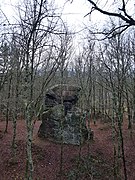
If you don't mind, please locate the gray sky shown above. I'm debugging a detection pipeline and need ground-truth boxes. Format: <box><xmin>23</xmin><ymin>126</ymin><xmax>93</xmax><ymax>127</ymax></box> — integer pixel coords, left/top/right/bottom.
<box><xmin>1</xmin><ymin>0</ymin><xmax>134</xmax><ymax>27</ymax></box>
<box><xmin>55</xmin><ymin>0</ymin><xmax>108</xmax><ymax>32</ymax></box>
<box><xmin>1</xmin><ymin>0</ymin><xmax>134</xmax><ymax>53</ymax></box>
<box><xmin>1</xmin><ymin>0</ymin><xmax>106</xmax><ymax>29</ymax></box>
<box><xmin>0</xmin><ymin>0</ymin><xmax>120</xmax><ymax>53</ymax></box>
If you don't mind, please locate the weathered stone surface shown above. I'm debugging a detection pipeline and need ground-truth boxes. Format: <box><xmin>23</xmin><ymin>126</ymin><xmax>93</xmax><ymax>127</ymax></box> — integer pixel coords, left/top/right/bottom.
<box><xmin>45</xmin><ymin>84</ymin><xmax>81</xmax><ymax>110</ymax></box>
<box><xmin>38</xmin><ymin>84</ymin><xmax>88</xmax><ymax>145</ymax></box>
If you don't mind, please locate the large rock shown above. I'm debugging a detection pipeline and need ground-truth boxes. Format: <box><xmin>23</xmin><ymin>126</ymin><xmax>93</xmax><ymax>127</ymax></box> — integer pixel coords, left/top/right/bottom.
<box><xmin>38</xmin><ymin>84</ymin><xmax>88</xmax><ymax>145</ymax></box>
<box><xmin>45</xmin><ymin>84</ymin><xmax>81</xmax><ymax>113</ymax></box>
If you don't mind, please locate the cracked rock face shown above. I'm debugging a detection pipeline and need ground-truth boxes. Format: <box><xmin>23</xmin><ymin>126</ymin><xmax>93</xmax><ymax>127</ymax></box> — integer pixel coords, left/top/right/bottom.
<box><xmin>38</xmin><ymin>84</ymin><xmax>88</xmax><ymax>145</ymax></box>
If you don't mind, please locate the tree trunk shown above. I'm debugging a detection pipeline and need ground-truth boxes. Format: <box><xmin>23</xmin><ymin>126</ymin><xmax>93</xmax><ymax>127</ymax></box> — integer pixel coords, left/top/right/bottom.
<box><xmin>5</xmin><ymin>74</ymin><xmax>12</xmax><ymax>133</ymax></box>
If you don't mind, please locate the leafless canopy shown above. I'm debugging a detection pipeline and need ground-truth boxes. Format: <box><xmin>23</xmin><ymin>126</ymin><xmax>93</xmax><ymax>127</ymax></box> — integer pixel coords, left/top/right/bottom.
<box><xmin>87</xmin><ymin>0</ymin><xmax>135</xmax><ymax>37</ymax></box>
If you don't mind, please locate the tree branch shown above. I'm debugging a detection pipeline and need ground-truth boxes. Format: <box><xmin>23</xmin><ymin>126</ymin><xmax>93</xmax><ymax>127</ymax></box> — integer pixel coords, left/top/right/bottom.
<box><xmin>87</xmin><ymin>0</ymin><xmax>135</xmax><ymax>26</ymax></box>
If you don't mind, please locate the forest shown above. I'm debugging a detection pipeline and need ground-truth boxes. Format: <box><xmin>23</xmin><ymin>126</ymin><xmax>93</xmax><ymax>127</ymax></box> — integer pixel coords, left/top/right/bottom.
<box><xmin>0</xmin><ymin>0</ymin><xmax>135</xmax><ymax>179</ymax></box>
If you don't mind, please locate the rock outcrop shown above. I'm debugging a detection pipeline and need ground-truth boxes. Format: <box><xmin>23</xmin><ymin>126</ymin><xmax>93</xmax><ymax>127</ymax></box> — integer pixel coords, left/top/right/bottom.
<box><xmin>38</xmin><ymin>84</ymin><xmax>88</xmax><ymax>145</ymax></box>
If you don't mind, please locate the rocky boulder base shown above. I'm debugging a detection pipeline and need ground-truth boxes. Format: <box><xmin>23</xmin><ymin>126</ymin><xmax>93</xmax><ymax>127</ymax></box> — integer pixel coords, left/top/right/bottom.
<box><xmin>38</xmin><ymin>84</ymin><xmax>88</xmax><ymax>145</ymax></box>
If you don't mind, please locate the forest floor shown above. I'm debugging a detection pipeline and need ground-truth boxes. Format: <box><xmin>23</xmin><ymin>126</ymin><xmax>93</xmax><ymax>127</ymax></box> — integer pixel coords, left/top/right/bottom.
<box><xmin>0</xmin><ymin>116</ymin><xmax>135</xmax><ymax>180</ymax></box>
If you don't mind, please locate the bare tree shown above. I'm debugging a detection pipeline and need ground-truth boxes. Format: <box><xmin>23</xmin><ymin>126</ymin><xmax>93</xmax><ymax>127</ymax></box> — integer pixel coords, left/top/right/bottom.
<box><xmin>75</xmin><ymin>40</ymin><xmax>95</xmax><ymax>111</ymax></box>
<box><xmin>15</xmin><ymin>0</ymin><xmax>63</xmax><ymax>179</ymax></box>
<box><xmin>99</xmin><ymin>33</ymin><xmax>129</xmax><ymax>180</ymax></box>
<box><xmin>0</xmin><ymin>39</ymin><xmax>13</xmax><ymax>132</ymax></box>
<box><xmin>55</xmin><ymin>28</ymin><xmax>73</xmax><ymax>180</ymax></box>
<box><xmin>86</xmin><ymin>0</ymin><xmax>135</xmax><ymax>36</ymax></box>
